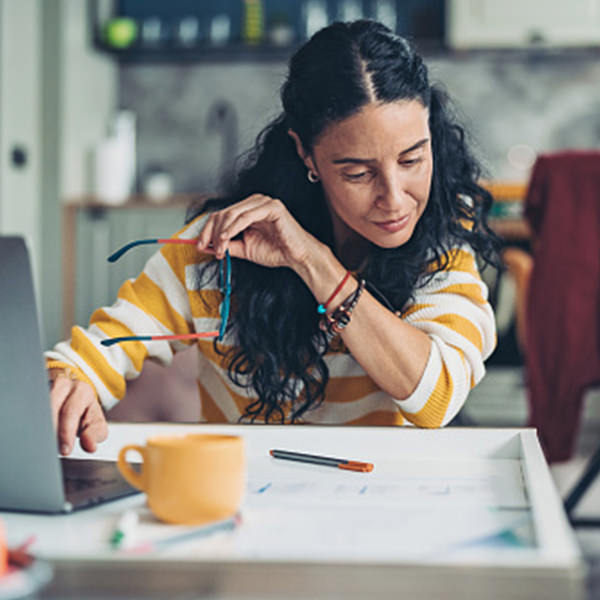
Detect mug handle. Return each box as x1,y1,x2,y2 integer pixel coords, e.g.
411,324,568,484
117,444,146,491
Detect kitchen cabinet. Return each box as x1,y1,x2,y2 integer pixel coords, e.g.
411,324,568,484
62,196,200,337
90,0,446,63
447,0,600,48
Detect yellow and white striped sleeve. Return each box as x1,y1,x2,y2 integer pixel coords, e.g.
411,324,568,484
395,244,496,428
45,215,212,410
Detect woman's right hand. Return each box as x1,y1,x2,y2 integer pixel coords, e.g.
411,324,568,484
48,369,108,455
196,194,323,272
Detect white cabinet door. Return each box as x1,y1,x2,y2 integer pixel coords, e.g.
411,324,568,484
447,0,600,48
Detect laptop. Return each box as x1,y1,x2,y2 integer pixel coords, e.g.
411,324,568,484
0,236,139,512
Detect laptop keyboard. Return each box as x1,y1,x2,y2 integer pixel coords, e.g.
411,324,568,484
60,458,140,508
63,474,116,494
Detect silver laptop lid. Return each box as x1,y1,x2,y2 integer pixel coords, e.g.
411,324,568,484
0,236,67,511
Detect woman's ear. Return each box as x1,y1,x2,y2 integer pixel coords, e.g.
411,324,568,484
288,129,317,173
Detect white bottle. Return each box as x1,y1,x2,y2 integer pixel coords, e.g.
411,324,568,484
337,0,362,22
93,110,136,205
374,0,397,32
303,0,328,39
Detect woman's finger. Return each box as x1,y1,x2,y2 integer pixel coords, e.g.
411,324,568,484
220,198,285,244
197,195,273,256
213,197,281,254
57,382,93,455
214,195,272,235
49,375,74,431
220,239,248,261
78,401,108,453
196,214,217,252
211,210,232,258
201,211,233,258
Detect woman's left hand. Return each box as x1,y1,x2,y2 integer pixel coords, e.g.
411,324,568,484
196,194,322,270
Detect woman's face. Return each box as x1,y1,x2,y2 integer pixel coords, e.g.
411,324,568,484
309,100,433,253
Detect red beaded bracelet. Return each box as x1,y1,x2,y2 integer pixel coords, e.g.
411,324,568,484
317,270,352,314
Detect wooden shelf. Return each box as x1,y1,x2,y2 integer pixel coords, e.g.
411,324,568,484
64,194,210,210
481,180,528,202
488,218,531,241
94,39,298,64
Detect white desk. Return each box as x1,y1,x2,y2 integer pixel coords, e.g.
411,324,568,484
0,424,585,599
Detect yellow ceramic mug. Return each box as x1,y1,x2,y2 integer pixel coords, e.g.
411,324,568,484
117,434,245,525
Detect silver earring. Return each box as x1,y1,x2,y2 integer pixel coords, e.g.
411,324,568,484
307,169,319,183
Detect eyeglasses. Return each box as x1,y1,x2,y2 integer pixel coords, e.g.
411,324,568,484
100,238,231,346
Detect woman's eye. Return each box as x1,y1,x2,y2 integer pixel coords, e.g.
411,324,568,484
343,171,370,181
400,157,422,167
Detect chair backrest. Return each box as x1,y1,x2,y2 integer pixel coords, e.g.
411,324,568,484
523,150,600,462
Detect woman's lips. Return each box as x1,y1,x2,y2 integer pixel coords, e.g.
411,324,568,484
373,215,410,233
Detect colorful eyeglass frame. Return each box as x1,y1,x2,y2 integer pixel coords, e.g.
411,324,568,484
100,238,231,346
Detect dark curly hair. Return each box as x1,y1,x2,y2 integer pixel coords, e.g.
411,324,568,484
187,20,499,423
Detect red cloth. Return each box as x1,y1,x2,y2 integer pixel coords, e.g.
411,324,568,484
524,151,600,463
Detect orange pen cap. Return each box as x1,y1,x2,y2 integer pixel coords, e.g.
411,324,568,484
338,461,374,473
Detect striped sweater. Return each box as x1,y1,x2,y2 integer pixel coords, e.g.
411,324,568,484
46,214,496,427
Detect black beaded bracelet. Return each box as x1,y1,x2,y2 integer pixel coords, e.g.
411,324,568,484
319,279,366,334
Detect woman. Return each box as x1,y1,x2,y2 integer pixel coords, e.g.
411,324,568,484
47,20,498,456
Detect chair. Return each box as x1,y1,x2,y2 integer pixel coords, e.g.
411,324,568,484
506,151,600,526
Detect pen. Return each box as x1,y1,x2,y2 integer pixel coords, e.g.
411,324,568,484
125,513,241,554
269,449,374,472
110,509,139,549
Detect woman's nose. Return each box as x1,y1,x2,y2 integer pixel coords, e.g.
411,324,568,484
375,172,411,211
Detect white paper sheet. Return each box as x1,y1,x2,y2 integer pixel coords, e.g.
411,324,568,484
245,457,529,509
130,456,533,561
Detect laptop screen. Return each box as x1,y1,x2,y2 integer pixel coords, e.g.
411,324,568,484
0,236,71,511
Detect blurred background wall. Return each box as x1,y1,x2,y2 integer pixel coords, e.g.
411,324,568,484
119,50,600,194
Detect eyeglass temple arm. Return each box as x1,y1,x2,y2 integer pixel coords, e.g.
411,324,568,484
107,238,198,262
101,332,220,346
103,242,229,346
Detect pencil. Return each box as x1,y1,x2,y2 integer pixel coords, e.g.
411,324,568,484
125,513,241,554
269,449,374,472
